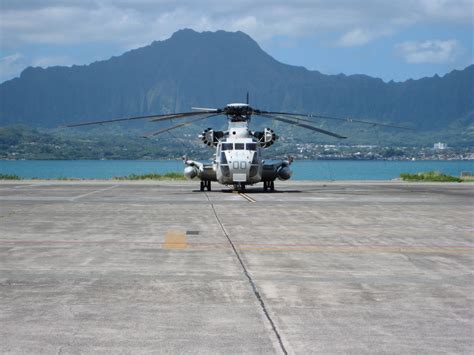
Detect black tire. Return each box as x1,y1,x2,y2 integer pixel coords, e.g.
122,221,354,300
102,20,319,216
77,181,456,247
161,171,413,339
200,181,205,191
263,181,268,192
207,181,211,191
270,181,275,191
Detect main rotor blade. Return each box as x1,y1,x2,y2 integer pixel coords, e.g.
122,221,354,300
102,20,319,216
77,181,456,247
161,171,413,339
63,110,220,128
256,110,413,130
191,107,220,112
149,111,221,122
257,113,347,139
143,113,220,138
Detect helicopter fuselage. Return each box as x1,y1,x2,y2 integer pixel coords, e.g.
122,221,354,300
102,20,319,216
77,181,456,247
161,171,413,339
183,103,292,191
65,99,408,192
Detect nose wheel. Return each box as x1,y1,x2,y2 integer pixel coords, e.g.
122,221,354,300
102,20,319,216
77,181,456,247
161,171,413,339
263,180,275,192
233,183,246,192
200,180,211,191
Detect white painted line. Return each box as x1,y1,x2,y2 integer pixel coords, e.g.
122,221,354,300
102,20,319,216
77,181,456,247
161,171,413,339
239,192,256,203
70,185,118,201
13,184,38,189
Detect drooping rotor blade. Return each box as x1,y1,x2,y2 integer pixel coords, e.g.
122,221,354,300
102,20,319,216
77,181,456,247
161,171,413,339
149,110,221,122
257,113,347,139
191,107,220,112
63,110,220,128
254,110,413,130
143,113,220,138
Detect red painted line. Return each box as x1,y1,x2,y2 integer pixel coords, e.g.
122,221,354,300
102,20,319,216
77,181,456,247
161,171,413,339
0,239,472,249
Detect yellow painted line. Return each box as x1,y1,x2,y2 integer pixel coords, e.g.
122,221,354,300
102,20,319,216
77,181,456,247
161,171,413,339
163,231,187,249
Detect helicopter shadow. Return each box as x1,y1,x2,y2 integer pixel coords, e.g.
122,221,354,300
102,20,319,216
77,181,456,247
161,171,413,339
219,188,302,194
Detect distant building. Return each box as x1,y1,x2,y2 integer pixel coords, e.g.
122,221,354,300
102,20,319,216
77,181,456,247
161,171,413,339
434,142,448,150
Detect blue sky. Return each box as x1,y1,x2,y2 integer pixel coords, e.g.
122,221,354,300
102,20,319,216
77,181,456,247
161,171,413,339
1,0,473,83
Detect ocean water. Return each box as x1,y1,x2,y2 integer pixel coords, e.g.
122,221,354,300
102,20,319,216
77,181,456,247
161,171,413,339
1,159,473,180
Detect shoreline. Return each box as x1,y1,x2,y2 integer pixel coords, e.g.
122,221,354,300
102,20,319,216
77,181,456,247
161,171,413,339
1,179,471,185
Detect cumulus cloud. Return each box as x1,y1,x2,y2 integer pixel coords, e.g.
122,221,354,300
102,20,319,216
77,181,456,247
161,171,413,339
335,28,389,47
396,39,462,64
0,0,472,48
0,0,472,81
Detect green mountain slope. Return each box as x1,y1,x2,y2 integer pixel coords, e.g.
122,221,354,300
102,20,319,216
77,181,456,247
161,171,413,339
0,29,473,145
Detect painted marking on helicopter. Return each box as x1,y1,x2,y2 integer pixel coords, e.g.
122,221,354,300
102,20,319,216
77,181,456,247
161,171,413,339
69,185,118,201
164,231,187,249
233,173,247,182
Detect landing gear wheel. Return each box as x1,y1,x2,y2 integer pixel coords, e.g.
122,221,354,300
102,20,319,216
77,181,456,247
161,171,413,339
263,181,273,192
200,180,211,192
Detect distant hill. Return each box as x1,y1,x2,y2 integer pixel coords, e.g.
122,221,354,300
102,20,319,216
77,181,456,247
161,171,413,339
0,29,473,145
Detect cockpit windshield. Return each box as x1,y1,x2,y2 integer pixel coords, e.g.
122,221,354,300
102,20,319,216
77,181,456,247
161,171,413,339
246,143,257,151
221,143,258,151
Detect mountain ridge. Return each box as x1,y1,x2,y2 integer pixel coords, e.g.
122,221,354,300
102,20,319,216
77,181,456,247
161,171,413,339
0,29,473,145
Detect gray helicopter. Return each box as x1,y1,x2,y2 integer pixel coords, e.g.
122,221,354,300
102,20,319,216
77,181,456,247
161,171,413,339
66,96,409,192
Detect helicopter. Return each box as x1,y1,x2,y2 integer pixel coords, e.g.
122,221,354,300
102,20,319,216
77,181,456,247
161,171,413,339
66,94,410,192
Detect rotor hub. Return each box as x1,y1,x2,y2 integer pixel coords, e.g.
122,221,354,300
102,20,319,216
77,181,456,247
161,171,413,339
224,103,253,121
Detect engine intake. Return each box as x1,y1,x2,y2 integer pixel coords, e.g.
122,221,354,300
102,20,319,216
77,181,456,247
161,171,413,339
253,128,278,148
199,128,224,147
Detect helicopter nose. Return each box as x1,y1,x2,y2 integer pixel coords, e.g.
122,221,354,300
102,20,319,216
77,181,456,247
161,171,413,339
231,160,248,170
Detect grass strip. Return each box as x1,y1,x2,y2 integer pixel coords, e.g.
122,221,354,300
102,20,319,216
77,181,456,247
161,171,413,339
400,171,462,182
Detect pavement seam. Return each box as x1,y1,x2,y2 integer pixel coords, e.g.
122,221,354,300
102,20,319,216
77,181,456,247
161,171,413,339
204,192,288,355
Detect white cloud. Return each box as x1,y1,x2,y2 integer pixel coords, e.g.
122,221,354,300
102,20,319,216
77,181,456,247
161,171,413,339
0,0,472,49
396,39,462,63
31,55,74,68
0,1,471,81
336,28,379,47
0,53,27,82
0,53,77,82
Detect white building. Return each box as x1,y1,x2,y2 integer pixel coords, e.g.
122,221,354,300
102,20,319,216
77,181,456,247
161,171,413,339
434,142,448,150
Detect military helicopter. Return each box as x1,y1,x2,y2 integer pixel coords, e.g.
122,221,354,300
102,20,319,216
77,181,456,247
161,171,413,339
66,94,409,192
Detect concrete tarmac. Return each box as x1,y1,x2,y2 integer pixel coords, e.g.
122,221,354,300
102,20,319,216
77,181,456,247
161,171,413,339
0,180,473,354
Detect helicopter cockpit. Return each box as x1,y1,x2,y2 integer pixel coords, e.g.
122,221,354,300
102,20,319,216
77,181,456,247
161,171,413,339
221,142,257,151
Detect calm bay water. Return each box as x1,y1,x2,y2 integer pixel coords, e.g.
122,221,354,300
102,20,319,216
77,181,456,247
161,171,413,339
1,159,473,180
